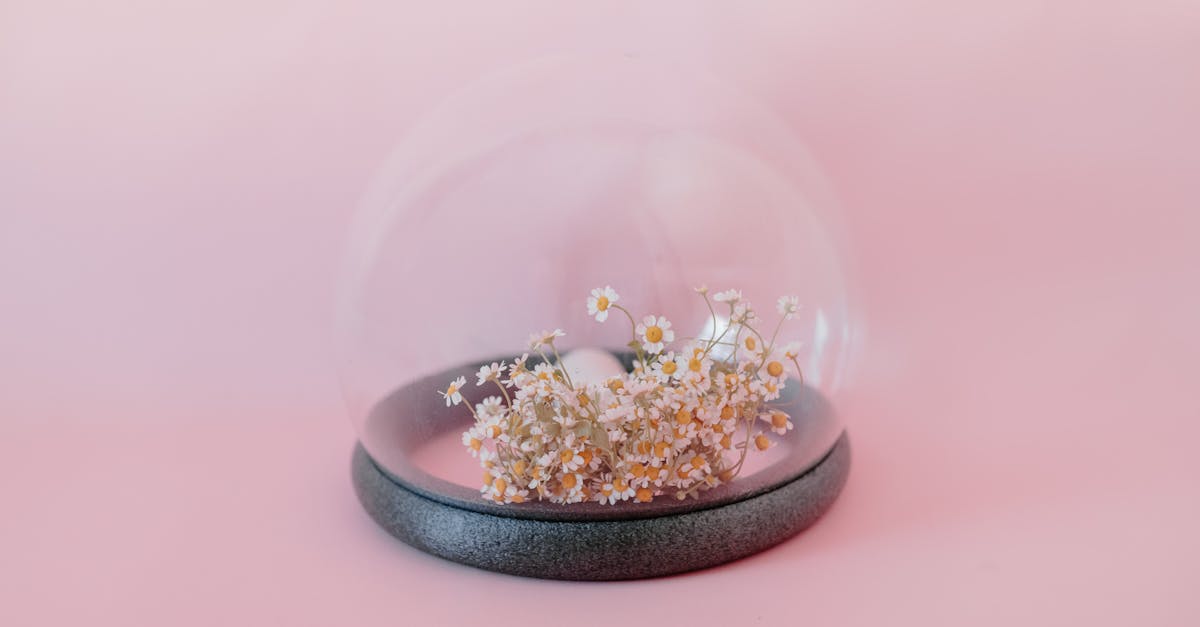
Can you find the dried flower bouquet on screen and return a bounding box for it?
[442,286,804,505]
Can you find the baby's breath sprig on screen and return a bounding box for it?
[448,286,806,505]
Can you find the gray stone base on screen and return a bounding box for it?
[351,431,851,580]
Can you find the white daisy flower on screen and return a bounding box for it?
[732,301,757,324]
[678,346,713,384]
[649,351,681,382]
[685,453,711,476]
[557,447,585,471]
[597,479,619,505]
[461,426,484,457]
[776,295,801,319]
[694,284,709,295]
[587,286,620,322]
[527,328,566,350]
[481,415,510,443]
[761,352,789,385]
[750,377,783,402]
[635,315,674,354]
[558,472,585,502]
[531,362,557,382]
[440,376,466,406]
[475,361,505,386]
[737,333,765,359]
[713,289,742,304]
[482,476,526,504]
[760,410,795,436]
[612,476,636,502]
[476,396,505,418]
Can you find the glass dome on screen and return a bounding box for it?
[337,55,858,517]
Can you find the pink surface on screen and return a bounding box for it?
[2,2,1199,625]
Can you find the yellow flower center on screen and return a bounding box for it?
[675,408,693,425]
[487,425,501,438]
[766,361,784,377]
[513,460,527,476]
[613,478,628,492]
[637,441,652,455]
[688,358,702,372]
[447,383,459,395]
[635,488,653,502]
[560,449,575,464]
[755,434,771,451]
[580,449,594,465]
[561,473,578,489]
[725,373,739,387]
[718,469,735,482]
[771,412,789,429]
[630,463,646,478]
[661,361,677,375]
[494,477,507,494]
[483,472,494,486]
[744,337,757,351]
[720,434,732,449]
[645,326,664,343]
[677,467,691,479]
[720,405,735,420]
[511,494,525,503]
[690,455,705,470]
[469,438,482,451]
[596,295,610,311]
[653,442,669,458]
[608,379,624,392]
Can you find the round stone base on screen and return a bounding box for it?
[351,431,850,580]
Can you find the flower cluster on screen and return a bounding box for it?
[442,286,805,505]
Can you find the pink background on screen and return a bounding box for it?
[2,1,1198,625]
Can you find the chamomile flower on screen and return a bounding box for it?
[475,361,505,386]
[527,328,565,350]
[612,476,636,501]
[587,286,620,322]
[760,410,794,435]
[761,352,789,385]
[635,315,674,354]
[558,471,585,502]
[777,295,801,319]
[481,414,509,443]
[476,395,505,418]
[440,376,466,406]
[650,351,681,382]
[557,447,585,472]
[596,477,619,505]
[713,289,742,304]
[738,333,765,359]
[461,427,484,457]
[732,301,757,324]
[678,346,713,386]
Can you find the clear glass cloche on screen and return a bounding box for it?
[336,55,858,511]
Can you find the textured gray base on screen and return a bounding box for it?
[352,431,851,580]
